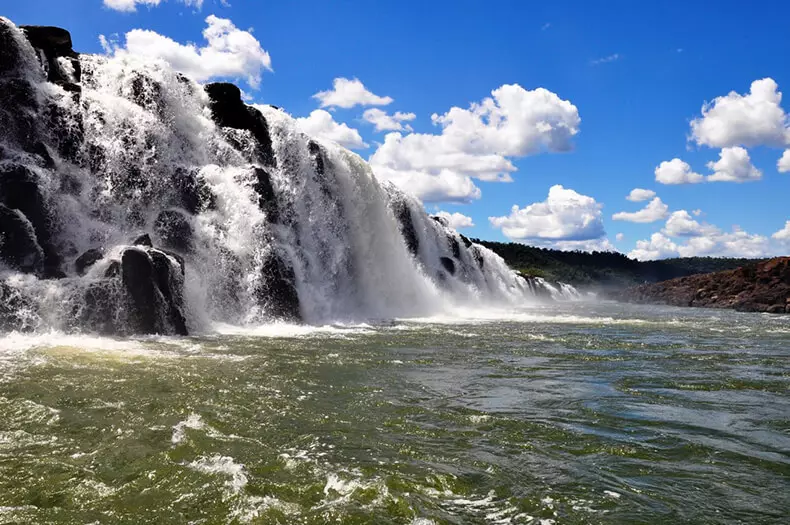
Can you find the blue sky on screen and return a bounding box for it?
[5,0,790,259]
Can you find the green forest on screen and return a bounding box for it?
[477,240,764,288]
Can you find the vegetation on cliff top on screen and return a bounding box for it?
[476,240,767,288]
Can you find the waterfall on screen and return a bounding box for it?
[0,18,578,336]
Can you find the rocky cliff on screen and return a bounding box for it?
[614,257,790,314]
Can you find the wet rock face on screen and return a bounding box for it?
[20,25,81,86]
[154,209,193,253]
[0,164,61,277]
[614,257,790,314]
[392,201,419,257]
[252,167,279,223]
[121,247,188,335]
[256,250,300,322]
[0,281,37,332]
[204,82,276,167]
[74,248,103,275]
[440,256,456,275]
[0,204,44,274]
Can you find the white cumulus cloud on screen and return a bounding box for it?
[778,150,790,173]
[363,108,416,132]
[434,211,475,230]
[689,78,790,149]
[654,158,704,185]
[370,83,580,202]
[706,146,762,183]
[612,197,669,223]
[629,211,780,261]
[377,167,481,203]
[615,233,625,242]
[313,78,393,109]
[772,220,790,241]
[626,188,656,202]
[295,110,367,150]
[488,185,605,246]
[101,15,272,89]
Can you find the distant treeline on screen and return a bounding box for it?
[475,240,765,288]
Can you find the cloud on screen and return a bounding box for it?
[590,53,620,65]
[313,78,393,109]
[772,220,790,242]
[626,188,656,202]
[663,210,716,237]
[772,220,790,243]
[377,167,481,203]
[102,15,271,89]
[629,210,779,260]
[612,197,669,223]
[363,108,416,132]
[370,83,580,202]
[295,110,367,150]
[434,211,475,230]
[489,185,605,246]
[654,158,704,185]
[689,78,790,148]
[615,233,625,242]
[778,150,790,173]
[105,0,206,10]
[706,146,762,182]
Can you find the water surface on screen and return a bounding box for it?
[1,302,788,524]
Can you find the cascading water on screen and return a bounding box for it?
[0,18,578,336]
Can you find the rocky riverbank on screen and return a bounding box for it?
[614,257,790,314]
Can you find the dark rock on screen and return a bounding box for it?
[104,260,121,278]
[149,250,187,335]
[308,140,326,176]
[448,235,461,259]
[121,247,188,335]
[0,78,37,110]
[0,204,44,274]
[0,281,37,332]
[472,246,485,270]
[154,210,193,253]
[77,280,123,335]
[0,19,24,76]
[132,233,153,247]
[431,215,449,227]
[31,141,55,169]
[130,73,164,114]
[440,256,456,275]
[44,101,84,163]
[19,26,73,56]
[172,167,215,214]
[252,167,279,222]
[74,248,103,275]
[392,200,419,256]
[459,234,473,249]
[20,26,80,85]
[204,82,276,167]
[614,257,790,314]
[256,250,300,321]
[0,164,60,276]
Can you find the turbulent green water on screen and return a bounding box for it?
[0,303,788,524]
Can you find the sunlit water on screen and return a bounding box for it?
[0,302,788,524]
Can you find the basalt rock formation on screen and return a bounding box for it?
[614,257,790,314]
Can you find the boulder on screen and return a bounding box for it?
[0,19,23,76]
[132,233,153,247]
[154,210,193,253]
[0,204,43,274]
[121,247,188,335]
[431,215,449,227]
[20,25,80,84]
[74,248,103,275]
[256,250,300,321]
[204,82,276,167]
[308,140,326,176]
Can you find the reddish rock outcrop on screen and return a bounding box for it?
[614,257,790,314]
